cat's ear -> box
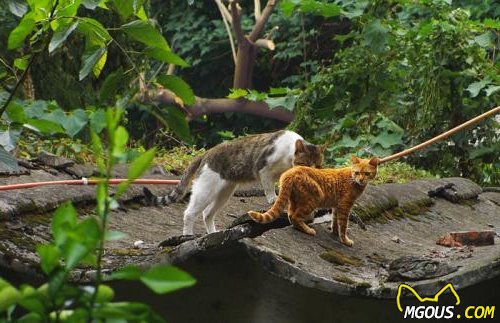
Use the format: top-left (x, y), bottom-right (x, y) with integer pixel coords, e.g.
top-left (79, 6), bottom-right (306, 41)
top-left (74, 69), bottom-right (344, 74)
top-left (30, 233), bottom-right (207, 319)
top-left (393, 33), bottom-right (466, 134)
top-left (295, 139), bottom-right (306, 152)
top-left (351, 155), bottom-right (361, 164)
top-left (369, 157), bottom-right (380, 166)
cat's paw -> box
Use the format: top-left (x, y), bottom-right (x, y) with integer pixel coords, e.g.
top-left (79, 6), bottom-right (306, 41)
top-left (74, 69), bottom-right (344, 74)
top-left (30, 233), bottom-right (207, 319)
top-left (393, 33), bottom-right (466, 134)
top-left (305, 227), bottom-right (316, 236)
top-left (341, 237), bottom-right (354, 247)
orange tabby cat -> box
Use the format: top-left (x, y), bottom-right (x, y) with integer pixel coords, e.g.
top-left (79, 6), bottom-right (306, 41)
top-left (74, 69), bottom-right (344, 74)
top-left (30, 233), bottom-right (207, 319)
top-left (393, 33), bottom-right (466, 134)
top-left (248, 156), bottom-right (379, 247)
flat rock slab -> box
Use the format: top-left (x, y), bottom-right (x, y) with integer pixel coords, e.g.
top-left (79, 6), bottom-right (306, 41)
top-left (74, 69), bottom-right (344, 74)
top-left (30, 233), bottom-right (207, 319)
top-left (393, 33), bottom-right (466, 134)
top-left (0, 164), bottom-right (499, 299)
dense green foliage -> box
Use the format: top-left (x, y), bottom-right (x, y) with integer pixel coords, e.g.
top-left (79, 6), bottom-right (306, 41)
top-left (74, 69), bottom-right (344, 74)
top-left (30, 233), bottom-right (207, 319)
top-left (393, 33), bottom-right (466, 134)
top-left (291, 0), bottom-right (499, 185)
top-left (0, 0), bottom-right (498, 184)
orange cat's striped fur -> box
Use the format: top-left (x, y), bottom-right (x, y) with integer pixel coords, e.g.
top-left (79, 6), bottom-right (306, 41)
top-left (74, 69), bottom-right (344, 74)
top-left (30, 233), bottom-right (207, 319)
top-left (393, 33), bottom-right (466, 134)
top-left (248, 156), bottom-right (379, 247)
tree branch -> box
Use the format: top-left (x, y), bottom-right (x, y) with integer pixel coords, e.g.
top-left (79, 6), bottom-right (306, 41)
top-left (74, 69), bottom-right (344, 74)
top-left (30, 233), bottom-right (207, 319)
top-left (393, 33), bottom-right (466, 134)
top-left (249, 0), bottom-right (279, 42)
top-left (254, 0), bottom-right (262, 20)
top-left (253, 39), bottom-right (275, 50)
top-left (230, 0), bottom-right (245, 44)
top-left (215, 0), bottom-right (237, 64)
top-left (140, 87), bottom-right (294, 123)
top-left (215, 0), bottom-right (233, 24)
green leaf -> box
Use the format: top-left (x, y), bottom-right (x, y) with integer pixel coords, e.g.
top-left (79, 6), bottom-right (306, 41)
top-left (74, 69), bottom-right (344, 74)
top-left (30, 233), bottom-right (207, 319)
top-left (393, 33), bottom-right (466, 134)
top-left (24, 119), bottom-right (65, 134)
top-left (363, 19), bottom-right (388, 53)
top-left (24, 100), bottom-right (47, 118)
top-left (265, 95), bottom-right (297, 111)
top-left (227, 88), bottom-right (248, 99)
top-left (14, 56), bottom-right (29, 71)
top-left (0, 279), bottom-right (21, 312)
top-left (93, 48), bottom-right (107, 78)
top-left (144, 47), bottom-right (189, 67)
top-left (91, 131), bottom-right (105, 173)
top-left (63, 240), bottom-right (91, 270)
top-left (483, 18), bottom-right (500, 29)
top-left (140, 266), bottom-right (196, 294)
top-left (95, 284), bottom-right (115, 303)
top-left (336, 134), bottom-right (361, 148)
top-left (372, 130), bottom-right (403, 149)
top-left (82, 0), bottom-right (103, 10)
top-left (52, 203), bottom-right (78, 247)
top-left (7, 0), bottom-right (28, 17)
top-left (110, 265), bottom-right (142, 281)
top-left (18, 286), bottom-right (46, 315)
top-left (37, 244), bottom-right (61, 274)
top-left (8, 16), bottom-right (36, 50)
top-left (162, 106), bottom-right (192, 143)
top-left (474, 32), bottom-right (493, 48)
top-left (6, 101), bottom-right (27, 123)
top-left (77, 17), bottom-right (111, 47)
top-left (121, 20), bottom-right (170, 51)
top-left (0, 146), bottom-right (20, 172)
top-left (64, 109), bottom-right (88, 137)
top-left (112, 126), bottom-right (129, 160)
top-left (156, 75), bottom-right (195, 106)
top-left (466, 79), bottom-right (491, 97)
top-left (48, 268), bottom-right (66, 298)
top-left (17, 313), bottom-right (43, 323)
top-left (485, 85), bottom-right (500, 97)
top-left (79, 46), bottom-right (107, 80)
top-left (300, 0), bottom-right (341, 17)
top-left (269, 87), bottom-right (289, 95)
top-left (49, 22), bottom-right (79, 53)
top-left (128, 148), bottom-right (155, 181)
top-left (280, 0), bottom-right (298, 16)
top-left (90, 108), bottom-right (107, 133)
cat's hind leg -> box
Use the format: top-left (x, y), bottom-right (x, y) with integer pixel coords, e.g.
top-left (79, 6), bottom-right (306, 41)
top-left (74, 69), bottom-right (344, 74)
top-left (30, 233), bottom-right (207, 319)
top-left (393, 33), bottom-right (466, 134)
top-left (182, 165), bottom-right (226, 235)
top-left (202, 183), bottom-right (237, 233)
top-left (289, 206), bottom-right (317, 236)
top-left (258, 167), bottom-right (278, 204)
top-left (330, 208), bottom-right (339, 238)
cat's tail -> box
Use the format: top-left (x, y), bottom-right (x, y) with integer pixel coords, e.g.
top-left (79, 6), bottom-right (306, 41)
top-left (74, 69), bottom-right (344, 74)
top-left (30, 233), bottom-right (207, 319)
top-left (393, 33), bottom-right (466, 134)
top-left (143, 156), bottom-right (203, 205)
top-left (248, 176), bottom-right (292, 223)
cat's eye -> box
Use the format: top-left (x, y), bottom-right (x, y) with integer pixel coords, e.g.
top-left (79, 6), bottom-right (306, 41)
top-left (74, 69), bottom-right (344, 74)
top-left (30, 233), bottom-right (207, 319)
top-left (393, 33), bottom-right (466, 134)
top-left (364, 172), bottom-right (371, 176)
top-left (354, 171), bottom-right (361, 175)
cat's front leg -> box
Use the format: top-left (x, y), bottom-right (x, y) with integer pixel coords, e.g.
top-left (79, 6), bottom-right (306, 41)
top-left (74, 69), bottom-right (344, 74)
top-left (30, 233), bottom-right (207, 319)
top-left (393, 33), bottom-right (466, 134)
top-left (330, 208), bottom-right (339, 238)
top-left (336, 207), bottom-right (354, 247)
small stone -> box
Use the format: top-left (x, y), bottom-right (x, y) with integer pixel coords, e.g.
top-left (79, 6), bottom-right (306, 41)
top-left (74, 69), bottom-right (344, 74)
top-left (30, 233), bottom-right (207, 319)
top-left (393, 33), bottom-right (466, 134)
top-left (391, 235), bottom-right (402, 243)
top-left (239, 198), bottom-right (246, 203)
top-left (487, 224), bottom-right (494, 228)
top-left (133, 240), bottom-right (145, 248)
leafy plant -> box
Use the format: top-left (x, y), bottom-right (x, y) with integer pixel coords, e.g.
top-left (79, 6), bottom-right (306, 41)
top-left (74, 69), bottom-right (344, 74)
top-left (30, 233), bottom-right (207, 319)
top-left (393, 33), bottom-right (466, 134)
top-left (0, 107), bottom-right (196, 322)
top-left (1, 0), bottom-right (196, 169)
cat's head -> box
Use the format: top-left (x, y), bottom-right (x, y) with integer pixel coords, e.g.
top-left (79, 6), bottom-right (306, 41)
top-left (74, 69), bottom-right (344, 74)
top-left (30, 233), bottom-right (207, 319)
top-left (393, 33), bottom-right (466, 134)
top-left (293, 140), bottom-right (325, 168)
top-left (351, 156), bottom-right (379, 185)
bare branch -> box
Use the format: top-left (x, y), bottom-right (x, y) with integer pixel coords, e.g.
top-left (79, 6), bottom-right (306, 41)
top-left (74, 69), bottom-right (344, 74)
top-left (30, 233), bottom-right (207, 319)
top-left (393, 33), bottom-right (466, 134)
top-left (215, 0), bottom-right (233, 24)
top-left (138, 86), bottom-right (294, 123)
top-left (254, 0), bottom-right (261, 20)
top-left (230, 0), bottom-right (245, 44)
top-left (254, 39), bottom-right (275, 50)
top-left (249, 0), bottom-right (279, 42)
top-left (216, 0), bottom-right (237, 64)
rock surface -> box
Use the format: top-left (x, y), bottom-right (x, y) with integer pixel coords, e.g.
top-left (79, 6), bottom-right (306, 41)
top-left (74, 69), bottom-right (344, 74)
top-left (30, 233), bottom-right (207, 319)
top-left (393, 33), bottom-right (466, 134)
top-left (0, 161), bottom-right (499, 299)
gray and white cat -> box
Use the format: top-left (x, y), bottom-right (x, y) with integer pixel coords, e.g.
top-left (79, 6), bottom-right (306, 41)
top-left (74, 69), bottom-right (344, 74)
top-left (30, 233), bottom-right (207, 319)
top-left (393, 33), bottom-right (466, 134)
top-left (144, 130), bottom-right (325, 235)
